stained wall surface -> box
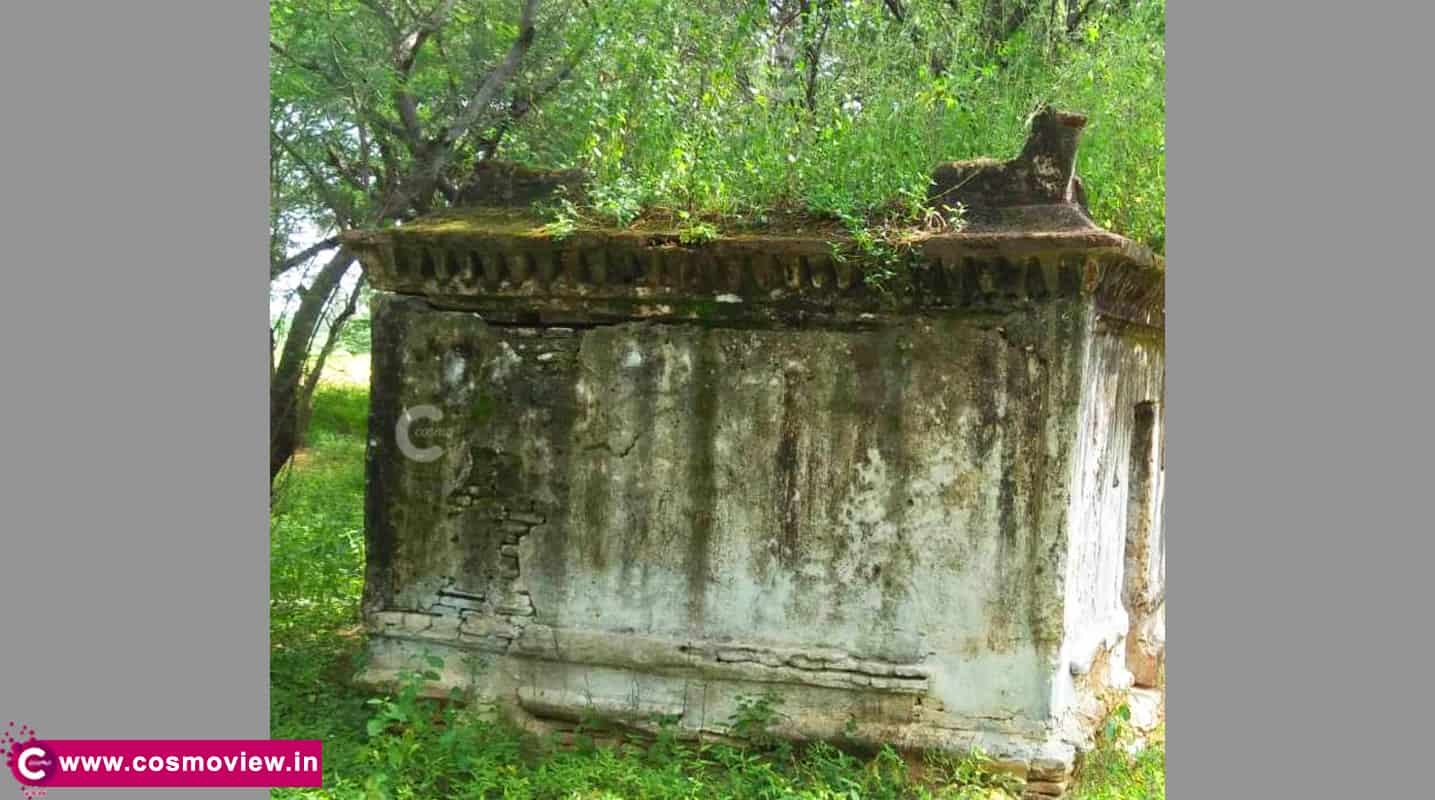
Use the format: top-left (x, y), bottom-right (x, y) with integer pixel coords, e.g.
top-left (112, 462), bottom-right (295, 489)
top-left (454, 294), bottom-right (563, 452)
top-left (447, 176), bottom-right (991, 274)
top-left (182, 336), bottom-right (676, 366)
top-left (359, 272), bottom-right (1159, 772)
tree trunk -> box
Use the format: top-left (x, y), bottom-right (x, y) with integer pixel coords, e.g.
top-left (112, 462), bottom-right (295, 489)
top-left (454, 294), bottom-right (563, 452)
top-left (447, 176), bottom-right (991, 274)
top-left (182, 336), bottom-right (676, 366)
top-left (798, 0), bottom-right (831, 113)
top-left (296, 275), bottom-right (365, 439)
top-left (270, 247), bottom-right (358, 482)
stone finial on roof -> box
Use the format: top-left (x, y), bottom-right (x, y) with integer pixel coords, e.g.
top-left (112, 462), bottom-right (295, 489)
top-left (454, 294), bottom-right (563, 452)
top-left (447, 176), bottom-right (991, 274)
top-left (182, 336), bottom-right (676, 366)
top-left (454, 160), bottom-right (587, 208)
top-left (928, 106), bottom-right (1093, 231)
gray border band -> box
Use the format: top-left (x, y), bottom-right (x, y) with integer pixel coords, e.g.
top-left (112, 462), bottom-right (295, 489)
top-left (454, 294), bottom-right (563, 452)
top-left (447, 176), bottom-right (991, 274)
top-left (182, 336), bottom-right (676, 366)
top-left (1, 3), bottom-right (268, 798)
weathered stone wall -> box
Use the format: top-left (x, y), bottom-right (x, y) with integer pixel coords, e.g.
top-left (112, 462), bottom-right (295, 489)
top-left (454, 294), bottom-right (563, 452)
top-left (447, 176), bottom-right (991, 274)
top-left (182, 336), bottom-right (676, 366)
top-left (1052, 319), bottom-right (1166, 739)
top-left (350, 110), bottom-right (1165, 798)
top-left (358, 291), bottom-right (1158, 775)
top-left (365, 294), bottom-right (1085, 686)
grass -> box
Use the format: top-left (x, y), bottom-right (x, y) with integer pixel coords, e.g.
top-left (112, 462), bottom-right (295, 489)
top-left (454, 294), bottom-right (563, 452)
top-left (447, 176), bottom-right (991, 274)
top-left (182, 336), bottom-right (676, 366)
top-left (271, 385), bottom-right (1165, 799)
top-left (1072, 741), bottom-right (1164, 800)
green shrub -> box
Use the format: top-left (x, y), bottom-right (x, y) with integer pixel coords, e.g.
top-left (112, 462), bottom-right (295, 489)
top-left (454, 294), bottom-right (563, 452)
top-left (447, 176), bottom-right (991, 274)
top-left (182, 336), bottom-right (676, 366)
top-left (1070, 703), bottom-right (1166, 800)
top-left (515, 0), bottom-right (1165, 251)
top-left (305, 384), bottom-right (368, 439)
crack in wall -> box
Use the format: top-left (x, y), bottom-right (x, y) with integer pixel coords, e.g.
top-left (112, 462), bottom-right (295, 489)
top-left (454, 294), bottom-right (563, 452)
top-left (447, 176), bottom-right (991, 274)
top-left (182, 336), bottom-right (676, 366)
top-left (582, 430), bottom-right (642, 459)
top-left (373, 505), bottom-right (544, 654)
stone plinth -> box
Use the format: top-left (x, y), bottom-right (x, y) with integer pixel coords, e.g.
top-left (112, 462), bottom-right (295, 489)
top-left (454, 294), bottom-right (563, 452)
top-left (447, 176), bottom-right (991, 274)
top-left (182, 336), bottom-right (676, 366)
top-left (346, 110), bottom-right (1165, 798)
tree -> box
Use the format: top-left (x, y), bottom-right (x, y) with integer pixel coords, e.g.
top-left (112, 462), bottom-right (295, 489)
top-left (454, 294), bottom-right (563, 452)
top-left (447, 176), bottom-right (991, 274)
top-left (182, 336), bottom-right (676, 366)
top-left (269, 0), bottom-right (595, 482)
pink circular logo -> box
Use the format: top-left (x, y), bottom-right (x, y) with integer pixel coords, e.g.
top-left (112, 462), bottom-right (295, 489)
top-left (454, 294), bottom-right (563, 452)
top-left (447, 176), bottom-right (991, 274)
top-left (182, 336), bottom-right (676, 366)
top-left (9, 740), bottom-right (57, 787)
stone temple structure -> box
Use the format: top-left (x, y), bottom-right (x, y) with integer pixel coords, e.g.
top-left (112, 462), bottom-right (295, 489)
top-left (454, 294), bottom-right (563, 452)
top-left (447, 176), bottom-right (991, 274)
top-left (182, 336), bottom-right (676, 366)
top-left (347, 109), bottom-right (1165, 798)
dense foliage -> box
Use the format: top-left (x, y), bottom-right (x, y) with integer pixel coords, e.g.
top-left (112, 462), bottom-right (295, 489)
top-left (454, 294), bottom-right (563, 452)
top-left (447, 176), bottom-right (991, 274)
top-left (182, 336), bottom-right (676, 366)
top-left (271, 385), bottom-right (1164, 800)
top-left (272, 0), bottom-right (1164, 251)
top-left (518, 0), bottom-right (1165, 247)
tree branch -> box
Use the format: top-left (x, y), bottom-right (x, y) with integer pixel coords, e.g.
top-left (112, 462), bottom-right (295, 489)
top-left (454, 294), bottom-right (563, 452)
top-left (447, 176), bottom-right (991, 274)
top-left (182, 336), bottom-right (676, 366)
top-left (325, 143), bottom-right (371, 192)
top-left (272, 126), bottom-right (353, 225)
top-left (297, 273), bottom-right (367, 436)
top-left (479, 34), bottom-right (589, 158)
top-left (439, 0), bottom-right (540, 148)
top-left (395, 0), bottom-right (459, 73)
top-left (367, 0), bottom-right (461, 146)
top-left (379, 0), bottom-right (541, 218)
top-left (270, 247), bottom-right (357, 479)
top-left (272, 235), bottom-right (341, 280)
top-left (799, 0), bottom-right (833, 113)
top-left (269, 40), bottom-right (339, 83)
top-left (1066, 0), bottom-right (1100, 35)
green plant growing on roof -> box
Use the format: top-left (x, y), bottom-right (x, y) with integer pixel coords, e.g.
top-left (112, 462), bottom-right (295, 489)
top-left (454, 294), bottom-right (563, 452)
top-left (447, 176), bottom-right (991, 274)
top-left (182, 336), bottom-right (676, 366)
top-left (538, 195), bottom-right (584, 241)
top-left (678, 220), bottom-right (720, 245)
